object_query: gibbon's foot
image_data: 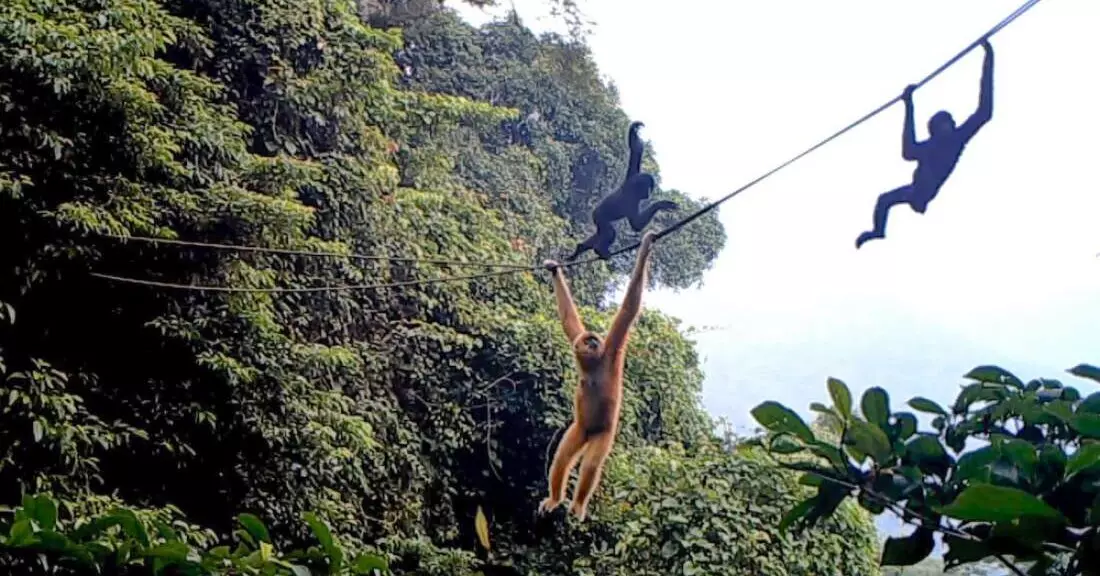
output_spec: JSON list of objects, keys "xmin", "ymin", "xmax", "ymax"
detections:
[
  {"xmin": 537, "ymin": 497, "xmax": 561, "ymax": 516},
  {"xmin": 855, "ymin": 230, "xmax": 882, "ymax": 250},
  {"xmin": 568, "ymin": 501, "xmax": 588, "ymax": 522}
]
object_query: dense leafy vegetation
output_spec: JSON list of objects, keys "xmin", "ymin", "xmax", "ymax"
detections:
[
  {"xmin": 753, "ymin": 363, "xmax": 1100, "ymax": 575},
  {"xmin": 1, "ymin": 0, "xmax": 881, "ymax": 573}
]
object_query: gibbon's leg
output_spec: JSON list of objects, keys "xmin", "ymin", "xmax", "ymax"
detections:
[
  {"xmin": 568, "ymin": 431, "xmax": 616, "ymax": 521},
  {"xmin": 855, "ymin": 185, "xmax": 912, "ymax": 249},
  {"xmin": 569, "ymin": 220, "xmax": 615, "ymax": 261},
  {"xmin": 627, "ymin": 200, "xmax": 678, "ymax": 232},
  {"xmin": 590, "ymin": 220, "xmax": 617, "ymax": 260},
  {"xmin": 539, "ymin": 423, "xmax": 587, "ymax": 514}
]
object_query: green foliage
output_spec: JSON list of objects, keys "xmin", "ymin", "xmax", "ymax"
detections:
[
  {"xmin": 752, "ymin": 363, "xmax": 1100, "ymax": 575},
  {"xmin": 0, "ymin": 493, "xmax": 391, "ymax": 575},
  {"xmin": 0, "ymin": 0, "xmax": 871, "ymax": 574},
  {"xmin": 576, "ymin": 443, "xmax": 882, "ymax": 576}
]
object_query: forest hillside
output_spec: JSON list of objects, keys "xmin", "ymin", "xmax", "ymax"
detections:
[{"xmin": 0, "ymin": 0, "xmax": 882, "ymax": 573}]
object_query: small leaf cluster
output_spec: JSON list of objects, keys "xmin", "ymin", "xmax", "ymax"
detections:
[{"xmin": 752, "ymin": 362, "xmax": 1100, "ymax": 575}]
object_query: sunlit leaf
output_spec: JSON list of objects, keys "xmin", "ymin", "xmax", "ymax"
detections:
[
  {"xmin": 907, "ymin": 397, "xmax": 947, "ymax": 416},
  {"xmin": 827, "ymin": 377, "xmax": 852, "ymax": 420},
  {"xmin": 1067, "ymin": 443, "xmax": 1100, "ymax": 478},
  {"xmin": 750, "ymin": 401, "xmax": 814, "ymax": 443},
  {"xmin": 1068, "ymin": 363, "xmax": 1100, "ymax": 385},
  {"xmin": 844, "ymin": 420, "xmax": 892, "ymax": 465},
  {"xmin": 237, "ymin": 513, "xmax": 271, "ymax": 544},
  {"xmin": 777, "ymin": 496, "xmax": 816, "ymax": 533},
  {"xmin": 474, "ymin": 505, "xmax": 490, "ymax": 551},
  {"xmin": 965, "ymin": 365, "xmax": 1023, "ymax": 388},
  {"xmin": 860, "ymin": 387, "xmax": 890, "ymax": 431},
  {"xmin": 937, "ymin": 484, "xmax": 1064, "ymax": 523}
]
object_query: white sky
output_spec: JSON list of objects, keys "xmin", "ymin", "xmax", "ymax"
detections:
[{"xmin": 450, "ymin": 0, "xmax": 1100, "ymax": 542}]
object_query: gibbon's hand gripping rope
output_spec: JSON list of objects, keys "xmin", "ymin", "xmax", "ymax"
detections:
[
  {"xmin": 91, "ymin": 0, "xmax": 1044, "ymax": 293},
  {"xmin": 560, "ymin": 0, "xmax": 1045, "ymax": 270}
]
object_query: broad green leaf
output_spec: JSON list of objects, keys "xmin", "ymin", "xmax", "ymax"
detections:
[
  {"xmin": 844, "ymin": 420, "xmax": 892, "ymax": 465},
  {"xmin": 1037, "ymin": 444, "xmax": 1067, "ymax": 484},
  {"xmin": 25, "ymin": 495, "xmax": 57, "ymax": 531},
  {"xmin": 1072, "ymin": 414, "xmax": 1100, "ymax": 439},
  {"xmin": 827, "ymin": 377, "xmax": 852, "ymax": 420},
  {"xmin": 1068, "ymin": 363, "xmax": 1100, "ymax": 385},
  {"xmin": 237, "ymin": 513, "xmax": 271, "ymax": 544},
  {"xmin": 290, "ymin": 565, "xmax": 312, "ymax": 576},
  {"xmin": 778, "ymin": 496, "xmax": 816, "ymax": 533},
  {"xmin": 35, "ymin": 530, "xmax": 69, "ymax": 552},
  {"xmin": 303, "ymin": 512, "xmax": 342, "ymax": 571},
  {"xmin": 904, "ymin": 435, "xmax": 950, "ymax": 477},
  {"xmin": 880, "ymin": 526, "xmax": 935, "ymax": 567},
  {"xmin": 1080, "ymin": 392, "xmax": 1100, "ymax": 414},
  {"xmin": 937, "ymin": 484, "xmax": 1064, "ymax": 523},
  {"xmin": 908, "ymin": 397, "xmax": 947, "ymax": 416},
  {"xmin": 352, "ymin": 553, "xmax": 388, "ymax": 575},
  {"xmin": 6, "ymin": 519, "xmax": 33, "ymax": 547},
  {"xmin": 144, "ymin": 541, "xmax": 190, "ymax": 562},
  {"xmin": 965, "ymin": 365, "xmax": 1023, "ymax": 388},
  {"xmin": 750, "ymin": 401, "xmax": 814, "ymax": 443},
  {"xmin": 808, "ymin": 441, "xmax": 847, "ymax": 471},
  {"xmin": 770, "ymin": 434, "xmax": 805, "ymax": 455},
  {"xmin": 1001, "ymin": 438, "xmax": 1038, "ymax": 468},
  {"xmin": 1067, "ymin": 443, "xmax": 1100, "ymax": 478},
  {"xmin": 474, "ymin": 505, "xmax": 490, "ymax": 551},
  {"xmin": 860, "ymin": 387, "xmax": 890, "ymax": 431},
  {"xmin": 109, "ymin": 509, "xmax": 149, "ymax": 547},
  {"xmin": 798, "ymin": 473, "xmax": 823, "ymax": 487},
  {"xmin": 1043, "ymin": 401, "xmax": 1074, "ymax": 423},
  {"xmin": 894, "ymin": 412, "xmax": 918, "ymax": 441}
]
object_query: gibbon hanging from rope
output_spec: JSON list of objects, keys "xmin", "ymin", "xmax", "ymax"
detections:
[
  {"xmin": 855, "ymin": 39, "xmax": 996, "ymax": 248},
  {"xmin": 568, "ymin": 122, "xmax": 677, "ymax": 261},
  {"xmin": 539, "ymin": 231, "xmax": 657, "ymax": 521}
]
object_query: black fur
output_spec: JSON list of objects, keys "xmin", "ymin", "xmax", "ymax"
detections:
[{"xmin": 568, "ymin": 122, "xmax": 678, "ymax": 260}]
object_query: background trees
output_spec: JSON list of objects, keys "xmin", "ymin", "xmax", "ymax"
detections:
[{"xmin": 0, "ymin": 0, "xmax": 879, "ymax": 573}]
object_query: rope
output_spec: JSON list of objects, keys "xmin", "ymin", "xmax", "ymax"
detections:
[
  {"xmin": 98, "ymin": 233, "xmax": 533, "ymax": 270},
  {"xmin": 89, "ymin": 265, "xmax": 538, "ymax": 294},
  {"xmin": 92, "ymin": 0, "xmax": 1044, "ymax": 293},
  {"xmin": 566, "ymin": 0, "xmax": 1044, "ymax": 267}
]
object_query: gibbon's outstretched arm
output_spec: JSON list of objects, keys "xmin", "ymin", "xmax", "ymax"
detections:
[
  {"xmin": 625, "ymin": 121, "xmax": 644, "ymax": 180},
  {"xmin": 901, "ymin": 85, "xmax": 920, "ymax": 161},
  {"xmin": 604, "ymin": 232, "xmax": 656, "ymax": 354},
  {"xmin": 544, "ymin": 261, "xmax": 585, "ymax": 344},
  {"xmin": 959, "ymin": 39, "xmax": 995, "ymax": 140}
]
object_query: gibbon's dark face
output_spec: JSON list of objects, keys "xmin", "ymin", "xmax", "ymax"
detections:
[{"xmin": 573, "ymin": 331, "xmax": 605, "ymax": 367}]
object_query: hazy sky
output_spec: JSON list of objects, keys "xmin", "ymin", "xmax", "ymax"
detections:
[{"xmin": 449, "ymin": 0, "xmax": 1100, "ymax": 542}]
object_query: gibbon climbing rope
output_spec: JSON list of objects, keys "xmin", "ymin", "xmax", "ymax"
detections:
[{"xmin": 91, "ymin": 0, "xmax": 1044, "ymax": 293}]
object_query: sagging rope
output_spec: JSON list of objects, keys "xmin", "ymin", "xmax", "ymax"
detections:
[
  {"xmin": 91, "ymin": 0, "xmax": 1044, "ymax": 294},
  {"xmin": 97, "ymin": 233, "xmax": 533, "ymax": 269}
]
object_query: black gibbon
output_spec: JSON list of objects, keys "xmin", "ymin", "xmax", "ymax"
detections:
[{"xmin": 569, "ymin": 122, "xmax": 677, "ymax": 260}]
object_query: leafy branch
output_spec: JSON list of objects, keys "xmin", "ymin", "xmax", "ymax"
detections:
[{"xmin": 751, "ymin": 363, "xmax": 1100, "ymax": 576}]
